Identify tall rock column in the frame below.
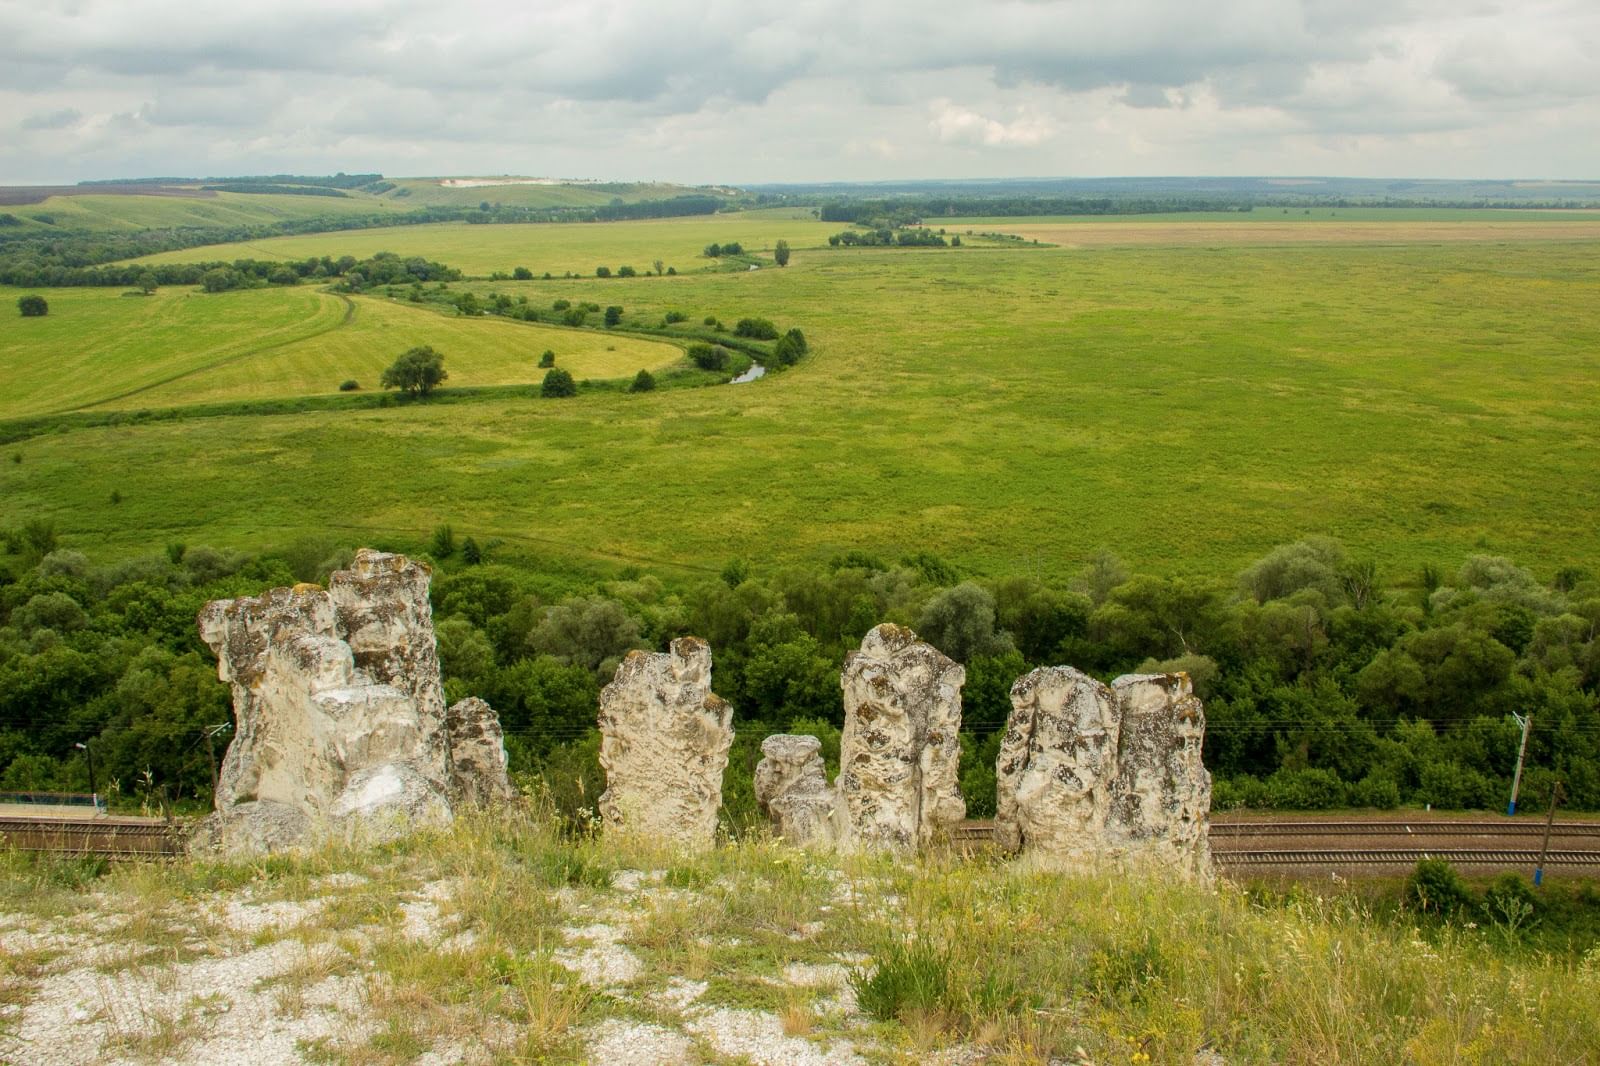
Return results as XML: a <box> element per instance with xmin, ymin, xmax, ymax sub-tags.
<box><xmin>994</xmin><ymin>666</ymin><xmax>1120</xmax><ymax>857</ymax></box>
<box><xmin>835</xmin><ymin>624</ymin><xmax>966</xmax><ymax>850</ymax></box>
<box><xmin>197</xmin><ymin>549</ymin><xmax>514</xmax><ymax>853</ymax></box>
<box><xmin>1106</xmin><ymin>673</ymin><xmax>1212</xmax><ymax>878</ymax></box>
<box><xmin>993</xmin><ymin>667</ymin><xmax>1212</xmax><ymax>879</ymax></box>
<box><xmin>596</xmin><ymin>637</ymin><xmax>733</xmax><ymax>850</ymax></box>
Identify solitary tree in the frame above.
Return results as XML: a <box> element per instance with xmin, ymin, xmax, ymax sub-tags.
<box><xmin>595</xmin><ymin>266</ymin><xmax>611</xmax><ymax>278</ymax></box>
<box><xmin>17</xmin><ymin>294</ymin><xmax>47</xmax><ymax>317</ymax></box>
<box><xmin>134</xmin><ymin>271</ymin><xmax>158</xmax><ymax>295</ymax></box>
<box><xmin>541</xmin><ymin>367</ymin><xmax>577</xmax><ymax>398</ymax></box>
<box><xmin>653</xmin><ymin>259</ymin><xmax>664</xmax><ymax>276</ymax></box>
<box><xmin>774</xmin><ymin>239</ymin><xmax>791</xmax><ymax>267</ymax></box>
<box><xmin>604</xmin><ymin>305</ymin><xmax>623</xmax><ymax>327</ymax></box>
<box><xmin>380</xmin><ymin>345</ymin><xmax>447</xmax><ymax>397</ymax></box>
<box><xmin>512</xmin><ymin>266</ymin><xmax>533</xmax><ymax>280</ymax></box>
<box><xmin>630</xmin><ymin>369</ymin><xmax>656</xmax><ymax>392</ymax></box>
<box><xmin>539</xmin><ymin>350</ymin><xmax>556</xmax><ymax>368</ymax></box>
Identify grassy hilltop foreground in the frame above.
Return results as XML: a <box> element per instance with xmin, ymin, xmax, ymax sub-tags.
<box><xmin>1</xmin><ymin>811</ymin><xmax>1597</xmax><ymax>1065</ymax></box>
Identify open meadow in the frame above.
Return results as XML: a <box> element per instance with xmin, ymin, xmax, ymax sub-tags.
<box><xmin>5</xmin><ymin>217</ymin><xmax>1600</xmax><ymax>580</ymax></box>
<box><xmin>123</xmin><ymin>210</ymin><xmax>843</xmax><ymax>278</ymax></box>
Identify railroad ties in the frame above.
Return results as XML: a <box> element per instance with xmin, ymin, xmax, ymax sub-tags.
<box><xmin>0</xmin><ymin>814</ymin><xmax>188</xmax><ymax>859</ymax></box>
<box><xmin>948</xmin><ymin>818</ymin><xmax>1600</xmax><ymax>874</ymax></box>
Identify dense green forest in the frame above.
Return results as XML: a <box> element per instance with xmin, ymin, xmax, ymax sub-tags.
<box><xmin>0</xmin><ymin>525</ymin><xmax>1593</xmax><ymax>819</ymax></box>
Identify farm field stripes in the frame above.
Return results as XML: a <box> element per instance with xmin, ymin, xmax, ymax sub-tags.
<box><xmin>0</xmin><ymin>289</ymin><xmax>685</xmax><ymax>417</ymax></box>
<box><xmin>942</xmin><ymin>216</ymin><xmax>1600</xmax><ymax>248</ymax></box>
<box><xmin>122</xmin><ymin>215</ymin><xmax>844</xmax><ymax>277</ymax></box>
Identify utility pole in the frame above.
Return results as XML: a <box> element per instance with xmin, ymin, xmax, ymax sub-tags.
<box><xmin>1507</xmin><ymin>711</ymin><xmax>1532</xmax><ymax>816</ymax></box>
<box><xmin>73</xmin><ymin>742</ymin><xmax>98</xmax><ymax>811</ymax></box>
<box><xmin>1534</xmin><ymin>780</ymin><xmax>1565</xmax><ymax>887</ymax></box>
<box><xmin>203</xmin><ymin>723</ymin><xmax>229</xmax><ymax>798</ymax></box>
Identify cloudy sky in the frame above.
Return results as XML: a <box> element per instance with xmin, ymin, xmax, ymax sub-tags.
<box><xmin>2</xmin><ymin>0</ymin><xmax>1596</xmax><ymax>185</ymax></box>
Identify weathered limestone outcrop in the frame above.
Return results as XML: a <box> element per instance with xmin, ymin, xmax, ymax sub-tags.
<box><xmin>994</xmin><ymin>667</ymin><xmax>1211</xmax><ymax>878</ymax></box>
<box><xmin>197</xmin><ymin>549</ymin><xmax>513</xmax><ymax>852</ymax></box>
<box><xmin>596</xmin><ymin>637</ymin><xmax>733</xmax><ymax>850</ymax></box>
<box><xmin>447</xmin><ymin>696</ymin><xmax>516</xmax><ymax>806</ymax></box>
<box><xmin>753</xmin><ymin>735</ymin><xmax>835</xmax><ymax>846</ymax></box>
<box><xmin>835</xmin><ymin>624</ymin><xmax>966</xmax><ymax>850</ymax></box>
<box><xmin>1105</xmin><ymin>673</ymin><xmax>1212</xmax><ymax>876</ymax></box>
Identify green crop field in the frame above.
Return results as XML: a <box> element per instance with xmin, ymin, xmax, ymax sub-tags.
<box><xmin>0</xmin><ymin>189</ymin><xmax>404</xmax><ymax>234</ymax></box>
<box><xmin>376</xmin><ymin>177</ymin><xmax>724</xmax><ymax>209</ymax></box>
<box><xmin>0</xmin><ymin>286</ymin><xmax>682</xmax><ymax>417</ymax></box>
<box><xmin>123</xmin><ymin>211</ymin><xmax>842</xmax><ymax>277</ymax></box>
<box><xmin>6</xmin><ymin>225</ymin><xmax>1599</xmax><ymax>580</ymax></box>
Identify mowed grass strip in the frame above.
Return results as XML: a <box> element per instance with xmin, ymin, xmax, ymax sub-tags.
<box><xmin>1</xmin><ymin>189</ymin><xmax>401</xmax><ymax>234</ymax></box>
<box><xmin>111</xmin><ymin>294</ymin><xmax>683</xmax><ymax>408</ymax></box>
<box><xmin>123</xmin><ymin>213</ymin><xmax>842</xmax><ymax>277</ymax></box>
<box><xmin>0</xmin><ymin>287</ymin><xmax>684</xmax><ymax>415</ymax></box>
<box><xmin>0</xmin><ymin>286</ymin><xmax>347</xmax><ymax>418</ymax></box>
<box><xmin>4</xmin><ymin>237</ymin><xmax>1598</xmax><ymax>578</ymax></box>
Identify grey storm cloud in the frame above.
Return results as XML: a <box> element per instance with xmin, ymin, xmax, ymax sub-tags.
<box><xmin>1</xmin><ymin>0</ymin><xmax>1596</xmax><ymax>182</ymax></box>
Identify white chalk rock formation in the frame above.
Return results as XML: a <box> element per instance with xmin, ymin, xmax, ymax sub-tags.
<box><xmin>835</xmin><ymin>624</ymin><xmax>966</xmax><ymax>850</ymax></box>
<box><xmin>197</xmin><ymin>549</ymin><xmax>513</xmax><ymax>852</ymax></box>
<box><xmin>753</xmin><ymin>734</ymin><xmax>835</xmax><ymax>846</ymax></box>
<box><xmin>993</xmin><ymin>666</ymin><xmax>1119</xmax><ymax>858</ymax></box>
<box><xmin>994</xmin><ymin>667</ymin><xmax>1211</xmax><ymax>878</ymax></box>
<box><xmin>596</xmin><ymin>637</ymin><xmax>733</xmax><ymax>850</ymax></box>
<box><xmin>447</xmin><ymin>696</ymin><xmax>516</xmax><ymax>805</ymax></box>
<box><xmin>1105</xmin><ymin>673</ymin><xmax>1212</xmax><ymax>877</ymax></box>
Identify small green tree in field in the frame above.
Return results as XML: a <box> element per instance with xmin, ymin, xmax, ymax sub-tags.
<box><xmin>380</xmin><ymin>345</ymin><xmax>447</xmax><ymax>397</ymax></box>
<box><xmin>542</xmin><ymin>367</ymin><xmax>577</xmax><ymax>398</ymax></box>
<box><xmin>539</xmin><ymin>350</ymin><xmax>555</xmax><ymax>368</ymax></box>
<box><xmin>774</xmin><ymin>239</ymin><xmax>791</xmax><ymax>267</ymax></box>
<box><xmin>512</xmin><ymin>266</ymin><xmax>533</xmax><ymax>280</ymax></box>
<box><xmin>734</xmin><ymin>317</ymin><xmax>778</xmax><ymax>340</ymax></box>
<box><xmin>18</xmin><ymin>295</ymin><xmax>48</xmax><ymax>316</ymax></box>
<box><xmin>135</xmin><ymin>271</ymin><xmax>158</xmax><ymax>295</ymax></box>
<box><xmin>688</xmin><ymin>343</ymin><xmax>728</xmax><ymax>371</ymax></box>
<box><xmin>595</xmin><ymin>266</ymin><xmax>611</xmax><ymax>278</ymax></box>
<box><xmin>604</xmin><ymin>305</ymin><xmax>623</xmax><ymax>327</ymax></box>
<box><xmin>630</xmin><ymin>369</ymin><xmax>656</xmax><ymax>392</ymax></box>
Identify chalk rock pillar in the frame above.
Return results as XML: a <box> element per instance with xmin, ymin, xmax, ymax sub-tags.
<box><xmin>1106</xmin><ymin>673</ymin><xmax>1212</xmax><ymax>878</ymax></box>
<box><xmin>754</xmin><ymin>734</ymin><xmax>835</xmax><ymax>846</ymax></box>
<box><xmin>994</xmin><ymin>666</ymin><xmax>1120</xmax><ymax>857</ymax></box>
<box><xmin>993</xmin><ymin>667</ymin><xmax>1211</xmax><ymax>879</ymax></box>
<box><xmin>596</xmin><ymin>637</ymin><xmax>733</xmax><ymax>850</ymax></box>
<box><xmin>835</xmin><ymin>624</ymin><xmax>966</xmax><ymax>850</ymax></box>
<box><xmin>197</xmin><ymin>549</ymin><xmax>514</xmax><ymax>852</ymax></box>
<box><xmin>447</xmin><ymin>697</ymin><xmax>516</xmax><ymax>806</ymax></box>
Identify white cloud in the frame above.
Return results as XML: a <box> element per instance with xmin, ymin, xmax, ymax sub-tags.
<box><xmin>0</xmin><ymin>0</ymin><xmax>1595</xmax><ymax>182</ymax></box>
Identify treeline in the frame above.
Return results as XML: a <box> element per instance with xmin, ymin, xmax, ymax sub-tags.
<box><xmin>6</xmin><ymin>251</ymin><xmax>459</xmax><ymax>293</ymax></box>
<box><xmin>827</xmin><ymin>228</ymin><xmax>950</xmax><ymax>247</ymax></box>
<box><xmin>819</xmin><ymin>197</ymin><xmax>1252</xmax><ymax>225</ymax></box>
<box><xmin>0</xmin><ymin>199</ymin><xmax>729</xmax><ymax>288</ymax></box>
<box><xmin>199</xmin><ymin>184</ymin><xmax>350</xmax><ymax>198</ymax></box>
<box><xmin>0</xmin><ymin>525</ymin><xmax>1594</xmax><ymax>819</ymax></box>
<box><xmin>79</xmin><ymin>173</ymin><xmax>384</xmax><ymax>189</ymax></box>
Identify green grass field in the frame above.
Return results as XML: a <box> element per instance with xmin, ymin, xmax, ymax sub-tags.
<box><xmin>0</xmin><ymin>287</ymin><xmax>683</xmax><ymax>417</ymax></box>
<box><xmin>376</xmin><ymin>177</ymin><xmax>724</xmax><ymax>209</ymax></box>
<box><xmin>123</xmin><ymin>211</ymin><xmax>841</xmax><ymax>277</ymax></box>
<box><xmin>0</xmin><ymin>190</ymin><xmax>404</xmax><ymax>234</ymax></box>
<box><xmin>6</xmin><ymin>223</ymin><xmax>1598</xmax><ymax>581</ymax></box>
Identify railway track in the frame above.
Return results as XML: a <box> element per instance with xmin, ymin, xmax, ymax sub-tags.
<box><xmin>948</xmin><ymin>819</ymin><xmax>1600</xmax><ymax>873</ymax></box>
<box><xmin>0</xmin><ymin>815</ymin><xmax>189</xmax><ymax>859</ymax></box>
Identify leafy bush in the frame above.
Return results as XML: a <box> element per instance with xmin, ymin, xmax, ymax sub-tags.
<box><xmin>17</xmin><ymin>294</ymin><xmax>48</xmax><ymax>316</ymax></box>
<box><xmin>663</xmin><ymin>310</ymin><xmax>688</xmax><ymax>324</ymax></box>
<box><xmin>551</xmin><ymin>299</ymin><xmax>570</xmax><ymax>311</ymax></box>
<box><xmin>538</xmin><ymin>350</ymin><xmax>555</xmax><ymax>368</ymax></box>
<box><xmin>512</xmin><ymin>266</ymin><xmax>532</xmax><ymax>280</ymax></box>
<box><xmin>604</xmin><ymin>305</ymin><xmax>622</xmax><ymax>327</ymax></box>
<box><xmin>431</xmin><ymin>524</ymin><xmax>456</xmax><ymax>558</ymax></box>
<box><xmin>1265</xmin><ymin>768</ymin><xmax>1349</xmax><ymax>810</ymax></box>
<box><xmin>616</xmin><ymin>265</ymin><xmax>636</xmax><ymax>277</ymax></box>
<box><xmin>687</xmin><ymin>343</ymin><xmax>728</xmax><ymax>371</ymax></box>
<box><xmin>540</xmin><ymin>368</ymin><xmax>577</xmax><ymax>398</ymax></box>
<box><xmin>734</xmin><ymin>317</ymin><xmax>779</xmax><ymax>340</ymax></box>
<box><xmin>629</xmin><ymin>369</ymin><xmax>656</xmax><ymax>393</ymax></box>
<box><xmin>338</xmin><ymin>379</ymin><xmax>360</xmax><ymax>392</ymax></box>
<box><xmin>595</xmin><ymin>266</ymin><xmax>611</xmax><ymax>278</ymax></box>
<box><xmin>1405</xmin><ymin>858</ymin><xmax>1475</xmax><ymax>917</ymax></box>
